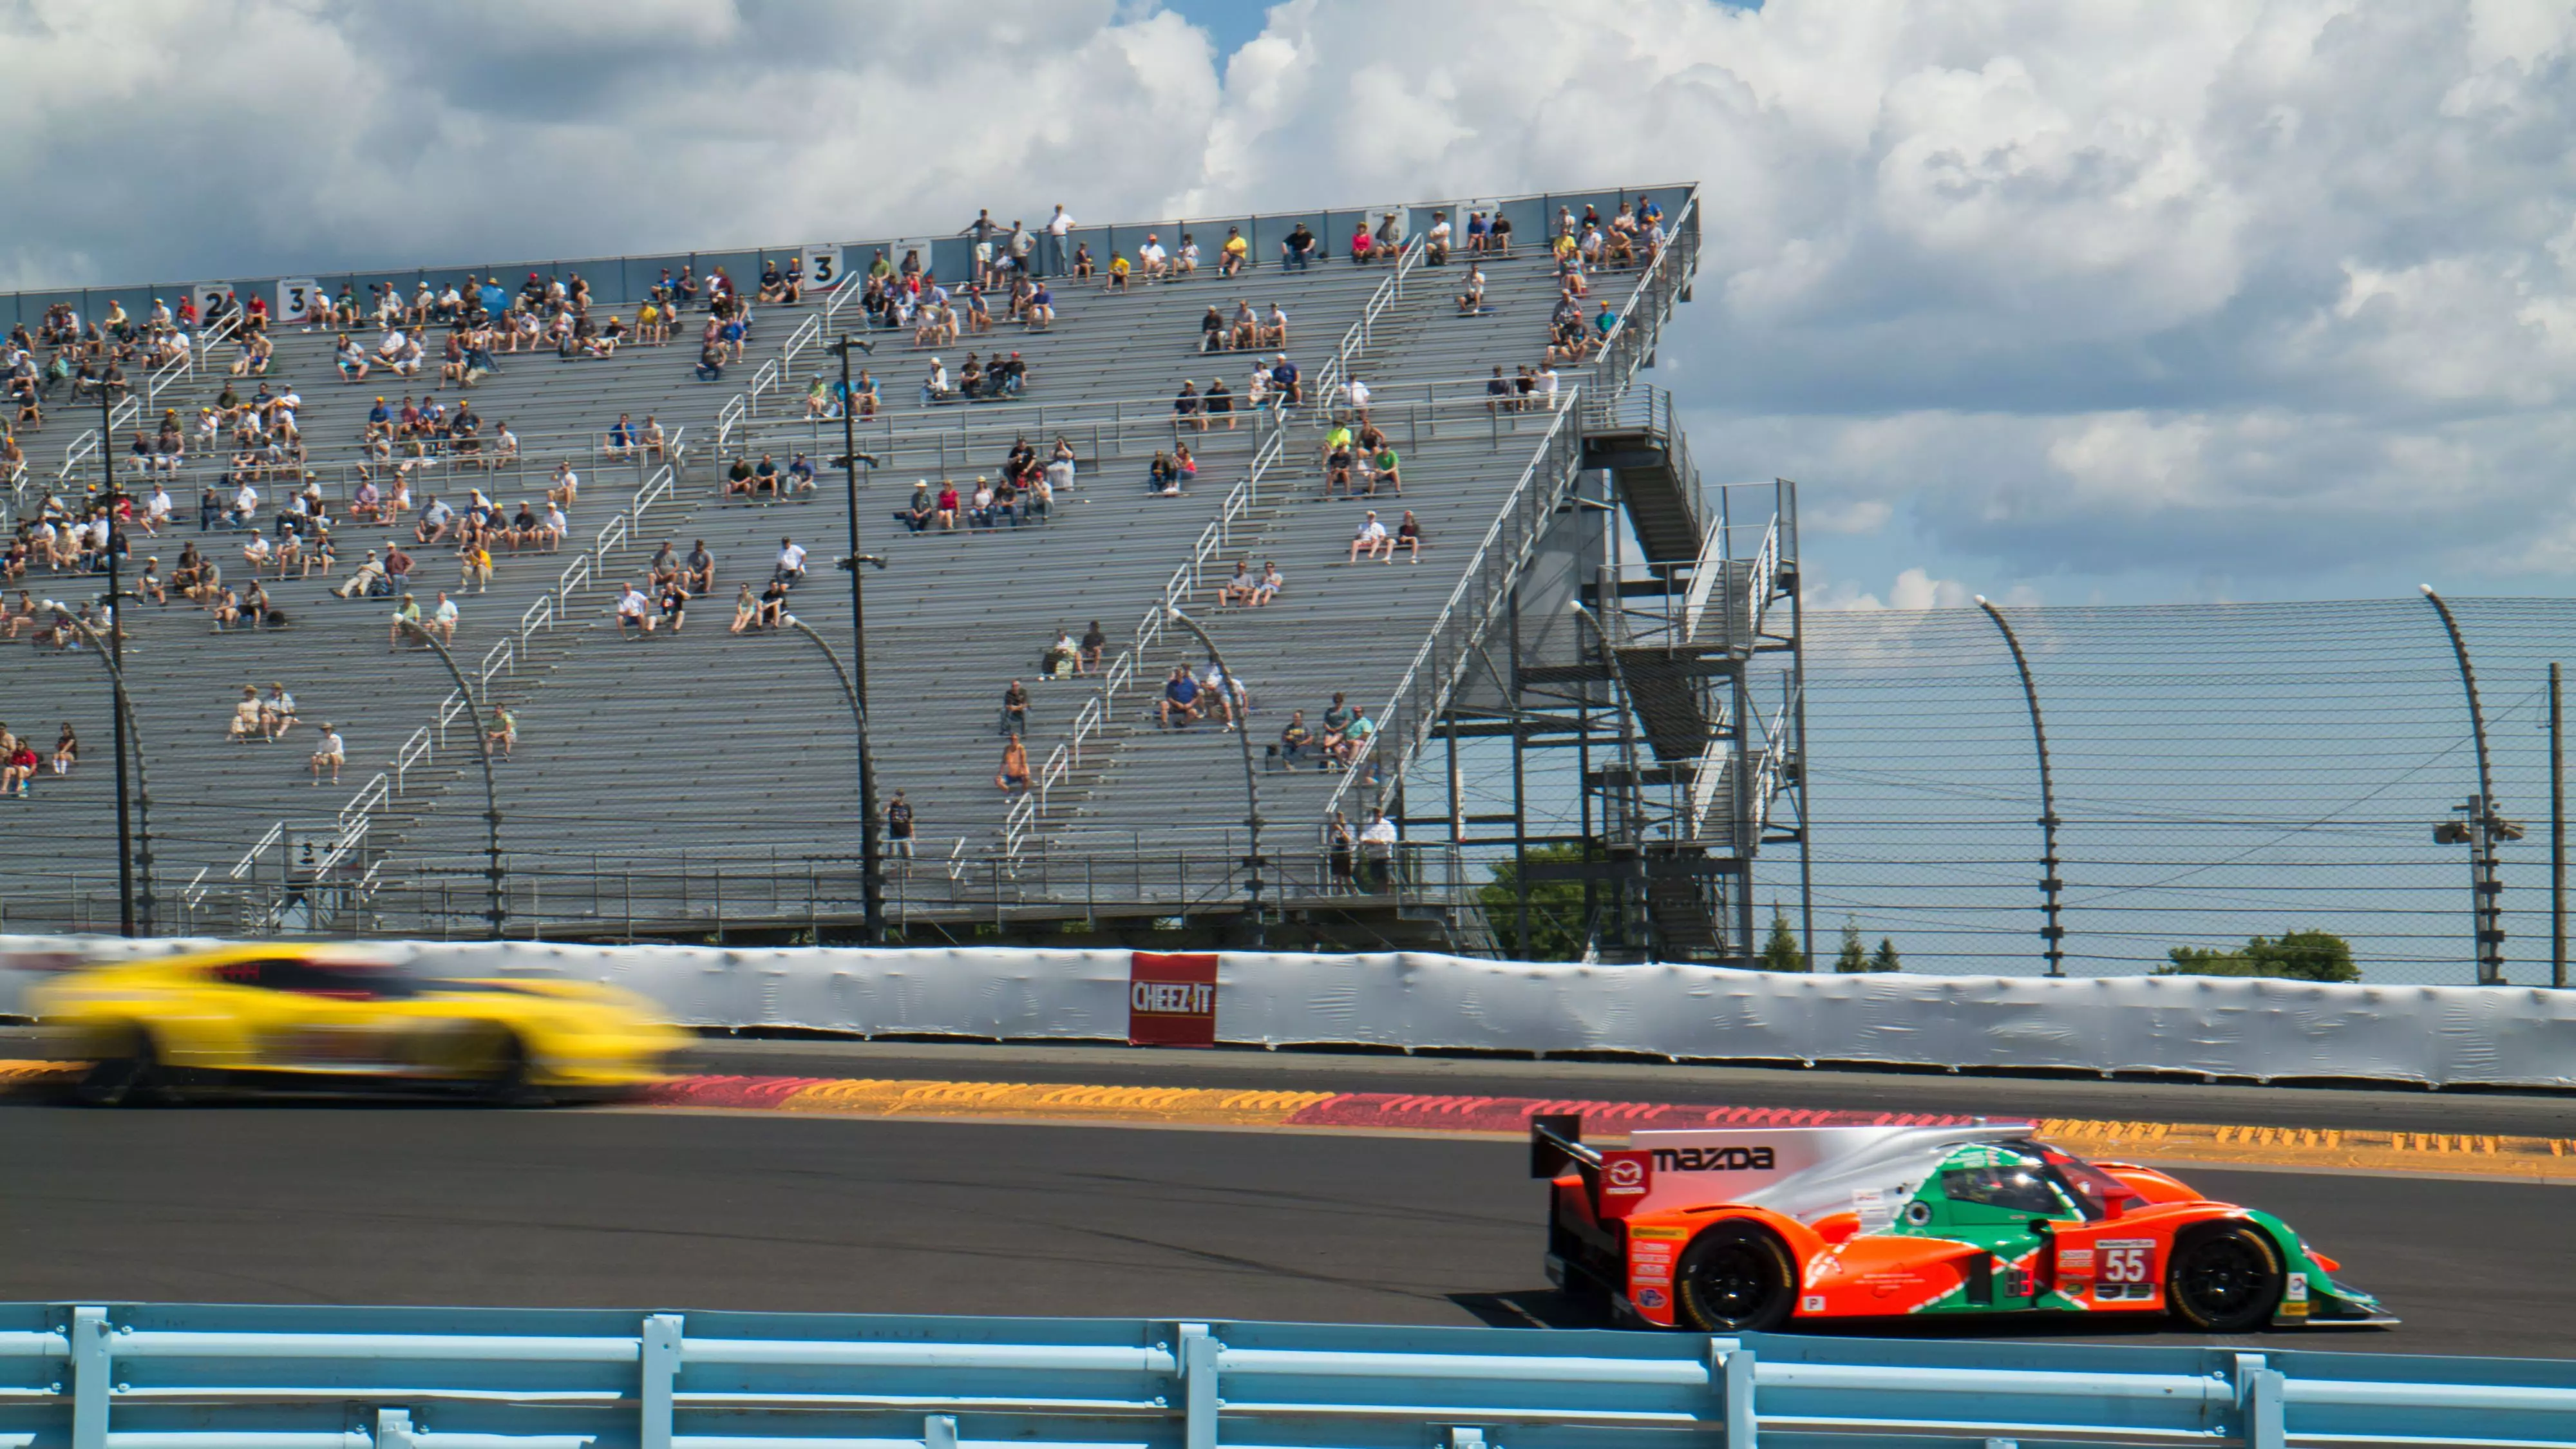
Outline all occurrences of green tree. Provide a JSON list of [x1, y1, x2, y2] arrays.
[[1477, 844, 1596, 961], [1833, 917, 1869, 973], [2158, 930, 2358, 983], [1870, 937, 1902, 973], [1759, 905, 1807, 972]]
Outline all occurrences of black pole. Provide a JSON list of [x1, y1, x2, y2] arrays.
[[835, 336, 884, 945], [101, 387, 135, 936], [51, 606, 152, 936], [1165, 608, 1264, 947], [1977, 596, 2064, 976], [2553, 661, 2564, 989], [2422, 585, 2505, 984], [402, 621, 504, 939]]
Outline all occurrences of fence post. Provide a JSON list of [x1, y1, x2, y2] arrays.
[[1976, 597, 2065, 976], [1718, 1341, 1756, 1449], [70, 1305, 109, 1449], [639, 1312, 683, 1449], [1179, 1323, 1218, 1449]]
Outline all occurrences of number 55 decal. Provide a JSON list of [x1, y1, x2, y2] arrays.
[[2098, 1238, 2157, 1293]]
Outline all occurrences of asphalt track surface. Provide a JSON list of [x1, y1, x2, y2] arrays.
[[3, 1092, 2568, 1358]]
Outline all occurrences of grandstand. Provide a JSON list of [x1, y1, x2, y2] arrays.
[[0, 184, 1795, 961]]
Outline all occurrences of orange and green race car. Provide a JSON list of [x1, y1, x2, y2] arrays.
[[1535, 1115, 2394, 1334], [28, 945, 686, 1104]]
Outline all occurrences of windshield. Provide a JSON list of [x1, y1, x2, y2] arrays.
[[2040, 1148, 2146, 1220]]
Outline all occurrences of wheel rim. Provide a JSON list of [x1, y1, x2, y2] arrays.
[[2178, 1234, 2268, 1316], [1690, 1240, 1781, 1323]]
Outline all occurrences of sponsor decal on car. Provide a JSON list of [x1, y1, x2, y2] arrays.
[[1630, 1225, 1688, 1240], [2057, 1248, 2095, 1273], [1649, 1144, 1778, 1172], [1634, 1287, 1667, 1310], [1596, 1150, 1654, 1218], [1801, 1295, 1826, 1313], [2282, 1271, 2310, 1317]]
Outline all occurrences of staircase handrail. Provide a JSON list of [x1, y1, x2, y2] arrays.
[[715, 394, 746, 450], [1314, 233, 1422, 406], [1748, 679, 1799, 837], [1587, 191, 1700, 396], [1326, 388, 1588, 819]]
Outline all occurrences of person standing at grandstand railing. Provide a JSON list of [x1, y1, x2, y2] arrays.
[[1360, 807, 1397, 891], [1044, 205, 1074, 276], [886, 790, 916, 860]]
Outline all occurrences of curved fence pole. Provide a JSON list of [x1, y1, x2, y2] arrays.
[[46, 606, 155, 936], [2421, 585, 2506, 984], [781, 614, 879, 940], [1165, 607, 1264, 948], [400, 620, 505, 940], [1976, 596, 2064, 976]]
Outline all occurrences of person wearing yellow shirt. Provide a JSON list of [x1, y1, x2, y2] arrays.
[[1220, 226, 1249, 278], [460, 541, 493, 594], [1104, 253, 1132, 292]]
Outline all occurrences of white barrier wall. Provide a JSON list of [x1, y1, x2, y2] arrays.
[[6, 935, 2573, 1088]]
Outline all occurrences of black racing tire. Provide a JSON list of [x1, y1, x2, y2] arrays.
[[1674, 1222, 1799, 1333], [2166, 1222, 2284, 1333], [73, 1028, 162, 1108], [470, 1030, 539, 1107]]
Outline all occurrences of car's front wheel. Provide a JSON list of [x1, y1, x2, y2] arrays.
[[73, 1029, 163, 1108], [2166, 1223, 2284, 1333], [1674, 1222, 1798, 1332]]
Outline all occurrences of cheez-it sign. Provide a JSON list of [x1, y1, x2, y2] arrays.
[[1128, 952, 1219, 1047]]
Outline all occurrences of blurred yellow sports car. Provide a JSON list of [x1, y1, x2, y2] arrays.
[[30, 945, 687, 1105]]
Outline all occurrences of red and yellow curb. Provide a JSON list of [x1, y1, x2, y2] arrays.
[[10, 1058, 2572, 1181]]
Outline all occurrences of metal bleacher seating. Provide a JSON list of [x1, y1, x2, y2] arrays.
[[1, 187, 1702, 941]]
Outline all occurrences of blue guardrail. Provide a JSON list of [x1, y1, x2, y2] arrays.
[[3, 1303, 2573, 1449]]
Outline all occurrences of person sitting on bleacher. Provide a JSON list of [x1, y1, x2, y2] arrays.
[[335, 550, 386, 599], [415, 495, 455, 546], [1201, 305, 1227, 353], [922, 357, 951, 406], [897, 482, 933, 533]]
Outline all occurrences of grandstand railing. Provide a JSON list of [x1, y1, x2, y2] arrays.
[[999, 413, 1295, 859], [198, 835, 1474, 940], [1586, 190, 1701, 398], [1325, 390, 1589, 822], [1313, 232, 1425, 408]]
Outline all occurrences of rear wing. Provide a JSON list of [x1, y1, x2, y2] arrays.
[[1530, 1113, 1597, 1178]]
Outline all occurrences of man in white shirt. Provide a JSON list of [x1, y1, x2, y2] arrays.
[[616, 581, 651, 638], [1426, 211, 1453, 265], [229, 481, 260, 527], [1539, 362, 1560, 406], [1044, 205, 1074, 276], [1347, 377, 1372, 411], [430, 590, 459, 644], [1359, 807, 1398, 889], [309, 724, 346, 786], [1139, 234, 1168, 280], [1349, 510, 1390, 563], [774, 537, 808, 582], [144, 484, 171, 533]]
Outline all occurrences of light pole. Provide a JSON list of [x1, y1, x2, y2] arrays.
[[828, 334, 886, 943], [780, 601, 882, 941], [44, 601, 153, 935], [2422, 584, 2509, 983], [1976, 594, 2065, 977], [1165, 607, 1264, 947], [99, 384, 138, 936], [397, 618, 504, 940]]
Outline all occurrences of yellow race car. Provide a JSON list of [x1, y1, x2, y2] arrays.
[[30, 945, 687, 1105]]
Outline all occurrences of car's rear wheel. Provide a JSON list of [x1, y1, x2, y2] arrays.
[[2166, 1223, 2284, 1333], [73, 1029, 162, 1108], [1675, 1222, 1798, 1332]]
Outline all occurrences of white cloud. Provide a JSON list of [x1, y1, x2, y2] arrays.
[[0, 0, 2564, 600]]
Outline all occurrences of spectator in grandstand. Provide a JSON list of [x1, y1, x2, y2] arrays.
[[1173, 381, 1204, 433], [1218, 558, 1257, 607], [485, 705, 516, 762], [385, 592, 420, 649], [1138, 233, 1168, 281], [335, 549, 386, 599], [1277, 710, 1312, 769], [1080, 620, 1106, 674], [1, 735, 34, 797], [1349, 220, 1374, 265], [1425, 211, 1452, 265], [996, 733, 1030, 795], [1458, 265, 1488, 314], [310, 723, 345, 787], [1387, 511, 1423, 563], [774, 536, 808, 583], [1360, 808, 1397, 890], [886, 790, 916, 859], [260, 684, 298, 741], [1200, 305, 1226, 353], [1349, 510, 1390, 562], [1103, 251, 1131, 292], [1270, 353, 1301, 405], [1000, 679, 1031, 736], [428, 590, 459, 645], [1044, 205, 1074, 276], [615, 580, 651, 638], [728, 582, 759, 634], [1159, 665, 1201, 729], [685, 540, 714, 593], [1253, 559, 1283, 606], [921, 356, 951, 405], [757, 576, 790, 629], [657, 577, 688, 633], [1148, 450, 1180, 496], [1259, 303, 1288, 350], [896, 482, 934, 533], [694, 339, 725, 382]]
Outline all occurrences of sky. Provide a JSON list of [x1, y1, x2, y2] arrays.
[[1, 0, 2569, 606]]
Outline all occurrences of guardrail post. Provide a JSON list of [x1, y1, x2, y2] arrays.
[[1715, 1339, 1756, 1449], [69, 1306, 108, 1449], [641, 1312, 683, 1449], [377, 1408, 419, 1449], [1179, 1322, 1218, 1449], [925, 1413, 959, 1449], [2235, 1353, 2284, 1449]]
